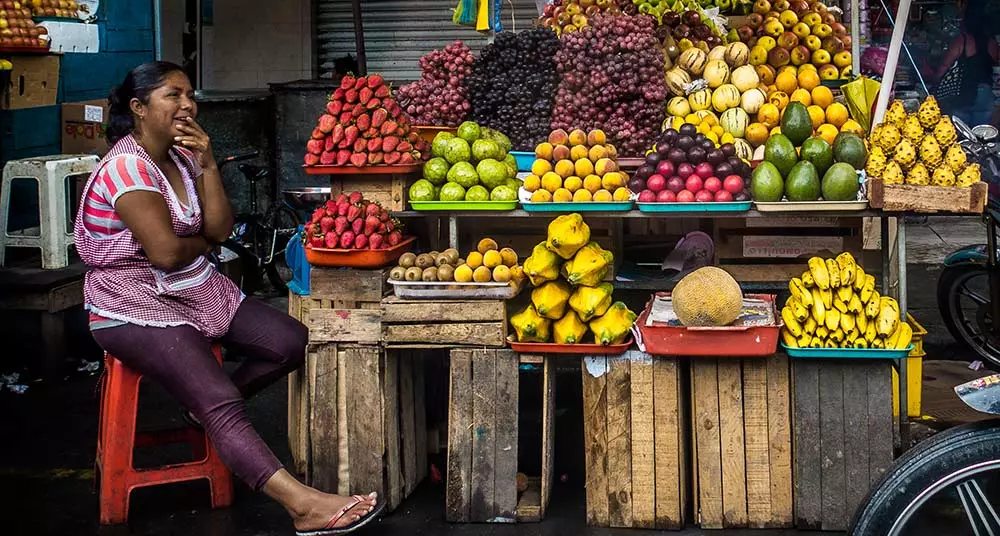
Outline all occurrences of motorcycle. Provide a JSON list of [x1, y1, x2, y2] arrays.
[[937, 118, 1000, 368]]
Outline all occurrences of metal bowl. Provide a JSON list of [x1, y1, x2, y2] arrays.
[[973, 124, 999, 142], [283, 187, 331, 209]]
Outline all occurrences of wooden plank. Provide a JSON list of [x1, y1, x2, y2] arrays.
[[383, 349, 402, 510], [606, 354, 633, 528], [582, 355, 610, 527], [693, 359, 723, 529], [873, 180, 988, 213], [346, 346, 384, 498], [629, 351, 656, 529], [446, 349, 473, 522], [519, 354, 544, 364], [287, 368, 301, 472], [471, 349, 497, 521], [380, 298, 506, 323], [867, 363, 894, 487], [309, 346, 339, 493], [308, 309, 382, 344], [718, 360, 748, 528], [337, 348, 350, 496], [414, 353, 428, 484], [309, 267, 389, 303], [793, 359, 822, 530], [0, 279, 83, 312], [382, 322, 507, 347], [653, 357, 683, 530], [843, 363, 870, 522], [495, 349, 519, 520], [720, 264, 813, 283], [399, 352, 418, 497], [516, 489, 541, 523], [742, 358, 771, 528], [819, 361, 847, 531], [540, 356, 555, 519], [766, 353, 793, 528]]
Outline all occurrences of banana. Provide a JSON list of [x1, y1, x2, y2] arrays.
[[798, 332, 814, 347], [871, 338, 885, 349], [833, 295, 849, 314], [809, 336, 823, 348], [808, 257, 830, 290], [826, 259, 841, 288], [841, 312, 856, 333], [846, 328, 860, 343], [877, 296, 900, 336], [821, 288, 833, 309], [782, 306, 803, 337], [837, 285, 854, 304], [860, 274, 876, 303], [830, 328, 845, 343], [825, 339, 838, 349], [854, 265, 867, 291], [865, 290, 881, 318], [790, 278, 814, 307], [825, 308, 841, 331], [811, 288, 826, 325], [792, 300, 809, 323], [801, 270, 815, 288], [836, 252, 857, 285], [864, 321, 877, 342], [840, 339, 852, 348], [891, 322, 913, 350], [848, 294, 864, 314], [782, 329, 800, 348], [804, 316, 817, 335], [853, 338, 869, 349], [816, 325, 830, 339], [856, 308, 869, 334]]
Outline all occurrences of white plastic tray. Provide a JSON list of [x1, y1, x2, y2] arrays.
[[754, 200, 869, 212], [389, 280, 521, 300]]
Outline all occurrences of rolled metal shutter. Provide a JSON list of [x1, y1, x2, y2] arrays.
[[316, 0, 542, 83]]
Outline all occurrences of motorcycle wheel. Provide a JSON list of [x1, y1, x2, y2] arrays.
[[850, 420, 1000, 536], [938, 264, 1000, 368]]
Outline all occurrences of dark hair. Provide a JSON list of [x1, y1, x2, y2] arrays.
[[106, 61, 186, 145]]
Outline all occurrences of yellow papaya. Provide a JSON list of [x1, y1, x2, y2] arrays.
[[531, 280, 572, 320], [589, 302, 637, 345], [562, 242, 613, 287], [546, 213, 591, 259], [568, 282, 614, 322], [553, 311, 589, 344], [510, 304, 552, 343], [523, 241, 562, 287]]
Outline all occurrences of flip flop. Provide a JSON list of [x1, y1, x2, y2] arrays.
[[295, 496, 385, 536]]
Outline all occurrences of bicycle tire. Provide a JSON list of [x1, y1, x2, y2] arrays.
[[937, 264, 1000, 368], [263, 205, 299, 294], [219, 238, 262, 295], [850, 420, 1000, 536]]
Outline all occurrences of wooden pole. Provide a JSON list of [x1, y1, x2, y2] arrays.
[[850, 0, 860, 74], [351, 0, 368, 76]]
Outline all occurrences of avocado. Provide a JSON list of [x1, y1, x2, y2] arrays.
[[799, 137, 834, 177], [750, 161, 785, 202], [822, 163, 861, 201], [763, 134, 798, 178], [780, 102, 813, 147], [785, 161, 821, 202], [832, 133, 868, 170]]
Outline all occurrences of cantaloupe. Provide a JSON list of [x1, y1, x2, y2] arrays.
[[672, 267, 743, 327]]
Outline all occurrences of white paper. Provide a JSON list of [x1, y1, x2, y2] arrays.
[[84, 105, 103, 123]]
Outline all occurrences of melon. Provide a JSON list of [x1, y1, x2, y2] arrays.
[[666, 68, 692, 96], [724, 42, 750, 68], [740, 88, 767, 114], [707, 45, 727, 63], [720, 108, 750, 138], [672, 267, 744, 327], [730, 65, 760, 93], [711, 84, 741, 113], [667, 96, 691, 117], [733, 138, 754, 160], [703, 60, 731, 89], [678, 47, 708, 76], [688, 88, 713, 112]]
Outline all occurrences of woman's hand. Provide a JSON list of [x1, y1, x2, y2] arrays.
[[174, 117, 217, 170]]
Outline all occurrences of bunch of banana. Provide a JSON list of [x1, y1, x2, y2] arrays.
[[781, 253, 913, 350]]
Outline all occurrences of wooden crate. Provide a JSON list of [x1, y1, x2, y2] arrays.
[[511, 354, 557, 524], [447, 348, 520, 523], [792, 360, 894, 532], [329, 175, 408, 212], [381, 296, 507, 348], [869, 179, 987, 213], [690, 354, 793, 529], [581, 351, 689, 530], [714, 216, 863, 283]]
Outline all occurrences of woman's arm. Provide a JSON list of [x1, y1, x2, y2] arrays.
[[115, 190, 212, 271], [936, 34, 966, 81], [174, 117, 234, 244]]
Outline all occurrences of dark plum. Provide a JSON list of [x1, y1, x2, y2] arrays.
[[628, 177, 647, 193], [714, 162, 733, 178], [687, 146, 707, 165], [699, 139, 715, 151], [657, 144, 672, 158], [726, 156, 744, 172], [662, 129, 679, 146], [707, 149, 726, 166], [694, 133, 707, 144], [645, 152, 662, 168], [678, 124, 697, 136], [635, 164, 655, 180], [676, 136, 695, 151], [667, 147, 687, 164], [720, 143, 736, 158]]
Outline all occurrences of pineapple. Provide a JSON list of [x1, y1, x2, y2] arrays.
[[920, 135, 944, 168], [918, 96, 942, 129], [877, 124, 902, 154], [932, 166, 956, 186], [866, 146, 888, 177], [886, 100, 907, 128], [902, 115, 924, 142], [893, 138, 917, 169], [934, 116, 958, 147], [945, 144, 968, 173], [906, 162, 930, 185], [957, 163, 982, 187], [883, 160, 905, 185]]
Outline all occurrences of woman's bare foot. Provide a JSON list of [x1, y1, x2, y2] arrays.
[[291, 491, 379, 532]]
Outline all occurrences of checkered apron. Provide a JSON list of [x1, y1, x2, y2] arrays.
[[74, 135, 244, 338]]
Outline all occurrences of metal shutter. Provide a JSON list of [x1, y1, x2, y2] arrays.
[[316, 0, 542, 83]]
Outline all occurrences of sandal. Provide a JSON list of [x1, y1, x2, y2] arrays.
[[295, 496, 385, 536]]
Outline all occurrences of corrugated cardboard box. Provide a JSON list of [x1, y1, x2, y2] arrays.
[[1, 55, 60, 110], [62, 100, 110, 156]]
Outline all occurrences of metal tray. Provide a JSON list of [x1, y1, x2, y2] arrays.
[[754, 200, 869, 212], [409, 200, 518, 211], [508, 337, 633, 355], [637, 201, 751, 213], [781, 343, 913, 360], [390, 280, 522, 300], [521, 201, 633, 212]]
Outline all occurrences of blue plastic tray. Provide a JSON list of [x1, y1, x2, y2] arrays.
[[511, 151, 536, 172], [781, 343, 913, 360], [637, 201, 752, 212], [521, 201, 634, 212]]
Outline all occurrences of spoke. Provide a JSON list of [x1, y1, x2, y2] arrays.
[[973, 480, 1000, 534], [958, 480, 1000, 536], [961, 284, 991, 306], [958, 483, 983, 536]]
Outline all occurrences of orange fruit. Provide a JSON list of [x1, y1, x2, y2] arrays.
[[825, 102, 849, 128], [575, 158, 595, 177], [797, 69, 821, 91], [758, 103, 781, 128], [775, 70, 798, 94], [613, 187, 631, 201], [473, 266, 492, 283], [746, 122, 770, 146], [840, 120, 865, 136], [570, 145, 589, 161], [807, 105, 826, 129], [811, 85, 834, 109], [770, 125, 783, 137], [541, 172, 563, 193], [465, 251, 484, 269], [816, 123, 839, 145], [483, 250, 503, 269], [552, 188, 573, 202], [522, 174, 541, 192], [492, 265, 511, 283], [790, 88, 812, 106], [554, 159, 575, 179], [531, 159, 552, 176], [563, 176, 583, 192], [767, 90, 790, 110], [572, 189, 593, 202], [583, 174, 603, 193], [593, 189, 614, 202], [530, 189, 553, 202]]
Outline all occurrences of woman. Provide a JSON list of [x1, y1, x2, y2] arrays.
[[75, 62, 382, 535], [935, 1, 998, 126]]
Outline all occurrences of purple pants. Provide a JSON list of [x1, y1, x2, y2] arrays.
[[92, 298, 307, 490]]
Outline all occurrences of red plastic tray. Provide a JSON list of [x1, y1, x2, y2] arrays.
[[305, 236, 415, 268], [304, 164, 421, 175], [637, 293, 781, 357], [0, 45, 51, 54], [508, 337, 633, 356]]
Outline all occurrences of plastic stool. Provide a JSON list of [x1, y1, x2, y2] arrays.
[[95, 345, 234, 525], [0, 154, 98, 268]]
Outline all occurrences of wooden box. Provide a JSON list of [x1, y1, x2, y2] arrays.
[[581, 351, 689, 530], [793, 360, 894, 531], [329, 175, 408, 212], [690, 354, 793, 529], [447, 348, 520, 523], [510, 354, 557, 524], [869, 179, 987, 213], [381, 296, 507, 348]]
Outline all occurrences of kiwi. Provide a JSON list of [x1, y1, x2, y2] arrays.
[[429, 250, 440, 259], [404, 267, 423, 281], [421, 267, 439, 282], [415, 254, 434, 269], [398, 252, 417, 269], [389, 266, 406, 281], [435, 255, 452, 268], [443, 248, 460, 263], [437, 264, 455, 282]]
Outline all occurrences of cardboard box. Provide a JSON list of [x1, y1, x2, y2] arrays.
[[62, 100, 110, 156], [1, 55, 59, 110]]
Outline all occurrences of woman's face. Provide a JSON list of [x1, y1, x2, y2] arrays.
[[132, 70, 198, 142]]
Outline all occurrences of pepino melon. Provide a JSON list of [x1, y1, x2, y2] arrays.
[[678, 47, 708, 76], [672, 267, 744, 327]]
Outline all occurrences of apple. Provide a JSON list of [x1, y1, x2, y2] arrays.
[[804, 35, 822, 52], [677, 190, 696, 203], [647, 174, 667, 192], [715, 190, 735, 202], [695, 190, 715, 202], [656, 160, 675, 178], [637, 190, 657, 203], [724, 175, 744, 194], [686, 175, 704, 193], [667, 176, 686, 193], [704, 176, 722, 193], [695, 162, 715, 180], [676, 162, 695, 179], [656, 190, 677, 202]]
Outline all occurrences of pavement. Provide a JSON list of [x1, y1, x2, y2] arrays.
[[0, 216, 992, 536]]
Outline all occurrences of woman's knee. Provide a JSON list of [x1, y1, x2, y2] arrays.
[[275, 318, 308, 367]]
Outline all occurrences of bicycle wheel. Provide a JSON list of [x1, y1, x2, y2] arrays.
[[263, 204, 300, 294], [938, 264, 1000, 368], [850, 420, 1000, 536], [218, 239, 262, 295]]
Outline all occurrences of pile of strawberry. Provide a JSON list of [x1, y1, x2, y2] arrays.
[[304, 73, 430, 167], [304, 192, 406, 250]]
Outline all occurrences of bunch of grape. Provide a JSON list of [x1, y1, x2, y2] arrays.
[[398, 41, 475, 127], [465, 29, 561, 151], [551, 14, 666, 156]]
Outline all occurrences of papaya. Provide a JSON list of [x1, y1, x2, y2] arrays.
[[523, 241, 562, 287], [531, 280, 572, 320], [568, 282, 614, 322], [510, 304, 551, 343], [562, 242, 613, 287], [589, 302, 638, 345], [546, 213, 591, 259], [553, 311, 589, 344]]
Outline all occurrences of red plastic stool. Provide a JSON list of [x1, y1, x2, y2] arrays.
[[95, 345, 234, 525]]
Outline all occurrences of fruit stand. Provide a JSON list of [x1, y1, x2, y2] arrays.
[[282, 0, 967, 531]]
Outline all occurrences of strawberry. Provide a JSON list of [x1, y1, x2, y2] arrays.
[[380, 120, 398, 136], [367, 74, 384, 89], [396, 141, 412, 153], [397, 114, 409, 128], [350, 153, 367, 167], [338, 112, 353, 125], [356, 113, 371, 132], [334, 216, 349, 234], [372, 109, 388, 129], [384, 152, 401, 165], [364, 214, 381, 235], [333, 195, 347, 206], [319, 216, 335, 233], [318, 114, 336, 134], [324, 137, 335, 152], [304, 153, 320, 166], [406, 132, 420, 144], [354, 76, 368, 90], [338, 138, 350, 149], [311, 207, 325, 222], [382, 136, 399, 152], [382, 98, 396, 111], [336, 149, 351, 166], [365, 98, 380, 110], [339, 74, 356, 90], [310, 235, 325, 248], [399, 152, 415, 165], [349, 192, 364, 204], [332, 88, 346, 101], [307, 139, 324, 155], [347, 204, 363, 223], [353, 139, 368, 153], [339, 231, 355, 249], [389, 103, 402, 117], [320, 151, 336, 165], [374, 85, 390, 98], [365, 203, 381, 217], [311, 128, 325, 140], [354, 234, 369, 249], [345, 89, 359, 104], [324, 199, 337, 212], [387, 231, 403, 246], [363, 128, 378, 139], [368, 152, 384, 165], [359, 87, 373, 104], [384, 219, 395, 233], [345, 126, 359, 146], [377, 222, 387, 234], [395, 126, 405, 137], [351, 216, 364, 235], [353, 102, 367, 116], [330, 124, 345, 144], [379, 208, 390, 222], [367, 138, 382, 153], [324, 231, 338, 248], [337, 202, 349, 217], [368, 233, 384, 250], [326, 100, 342, 116]]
